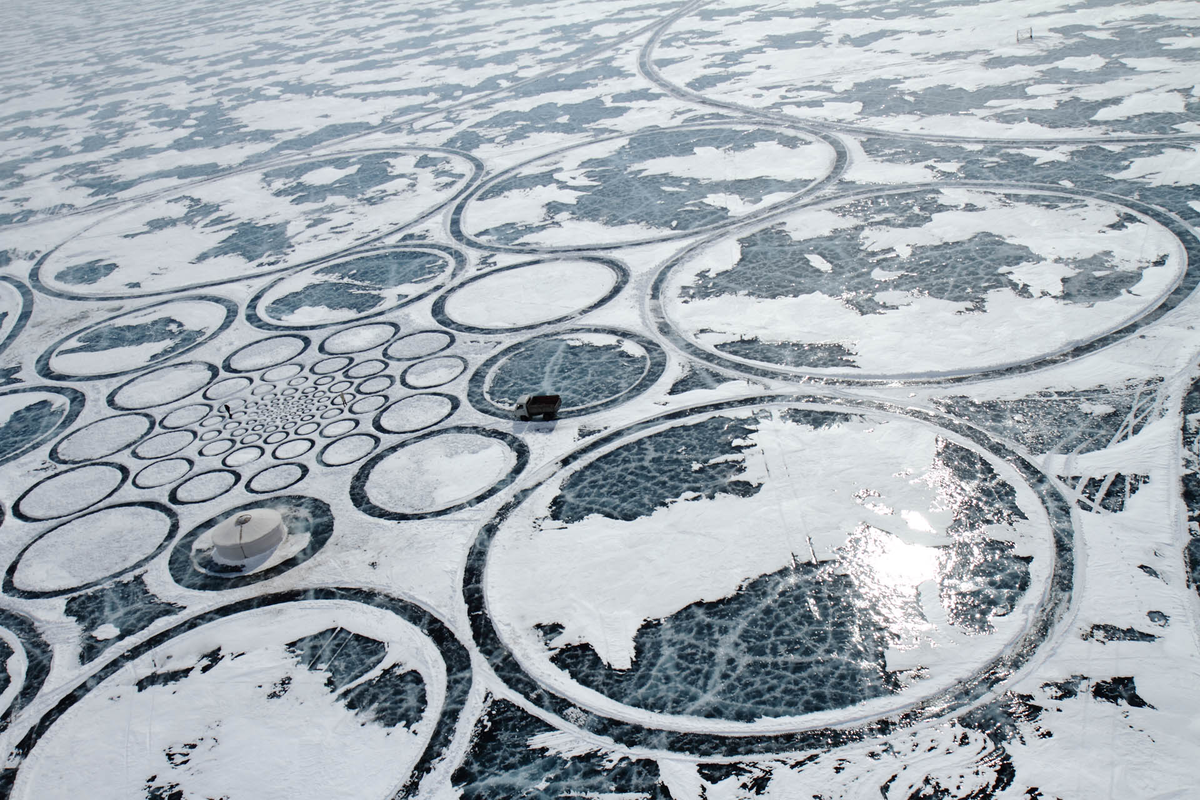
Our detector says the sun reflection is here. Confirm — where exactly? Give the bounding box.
[842,525,943,645]
[900,509,936,534]
[858,527,942,591]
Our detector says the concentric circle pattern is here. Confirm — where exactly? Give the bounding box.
[4,324,477,515]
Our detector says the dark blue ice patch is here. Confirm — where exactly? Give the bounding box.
[264,151,449,206]
[0,639,12,697]
[1176,369,1200,599]
[444,97,634,153]
[135,666,196,693]
[1068,473,1149,513]
[939,539,1033,635]
[53,259,119,286]
[0,387,83,466]
[549,414,763,524]
[194,220,291,264]
[1082,624,1157,644]
[926,439,1034,633]
[287,627,387,691]
[0,400,69,464]
[0,609,52,734]
[1187,538,1200,597]
[959,690,1046,747]
[460,125,833,250]
[486,339,646,409]
[470,329,666,420]
[1091,676,1153,708]
[933,438,1027,534]
[937,380,1162,457]
[121,197,221,239]
[547,562,897,721]
[667,363,734,395]
[264,249,449,319]
[55,316,205,360]
[64,577,184,663]
[716,337,859,369]
[534,127,817,231]
[453,698,668,799]
[678,193,1149,316]
[340,664,427,729]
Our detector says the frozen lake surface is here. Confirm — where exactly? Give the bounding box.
[1,0,1200,797]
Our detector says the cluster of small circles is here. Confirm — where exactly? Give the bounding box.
[123,326,463,500]
[179,357,396,470]
[33,324,469,513]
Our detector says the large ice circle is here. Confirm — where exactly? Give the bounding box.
[352,428,527,520]
[34,149,479,299]
[223,335,310,372]
[38,297,235,381]
[384,331,454,362]
[169,469,239,505]
[319,322,400,355]
[50,413,154,464]
[468,329,666,419]
[455,124,838,251]
[433,257,627,333]
[471,398,1073,749]
[401,356,466,390]
[649,1,1200,138]
[249,246,462,330]
[6,502,177,598]
[656,187,1189,381]
[14,463,128,522]
[373,393,458,434]
[2,591,468,800]
[107,362,218,410]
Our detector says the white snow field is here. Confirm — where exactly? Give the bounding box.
[1,0,1199,797]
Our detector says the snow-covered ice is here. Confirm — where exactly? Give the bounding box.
[1,0,1200,797]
